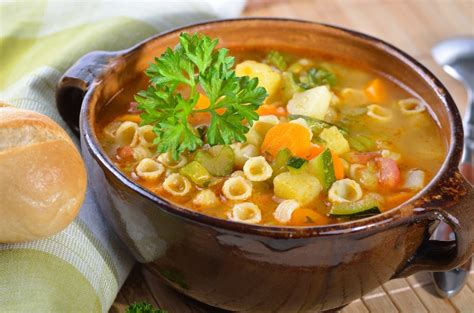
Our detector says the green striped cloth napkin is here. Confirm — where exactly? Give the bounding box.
[0,1,245,312]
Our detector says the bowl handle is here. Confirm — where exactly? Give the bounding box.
[55,51,120,136]
[394,169,474,278]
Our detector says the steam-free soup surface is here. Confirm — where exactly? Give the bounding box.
[98,45,446,226]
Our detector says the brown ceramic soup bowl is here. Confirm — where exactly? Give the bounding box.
[56,19,473,311]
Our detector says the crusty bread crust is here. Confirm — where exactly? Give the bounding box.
[0,106,87,243]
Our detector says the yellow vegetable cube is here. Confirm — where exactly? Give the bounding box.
[287,85,332,120]
[319,126,350,155]
[235,60,282,99]
[273,172,322,205]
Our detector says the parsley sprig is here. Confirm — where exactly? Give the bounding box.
[135,33,268,159]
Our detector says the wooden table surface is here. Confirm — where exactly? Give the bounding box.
[111,1,474,312]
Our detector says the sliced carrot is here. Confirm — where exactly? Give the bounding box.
[115,114,141,123]
[261,123,312,158]
[189,94,225,125]
[194,93,210,109]
[331,151,345,180]
[289,208,328,226]
[257,104,288,117]
[365,78,386,103]
[305,145,325,160]
[384,192,414,209]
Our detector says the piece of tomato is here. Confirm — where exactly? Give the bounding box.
[376,157,401,189]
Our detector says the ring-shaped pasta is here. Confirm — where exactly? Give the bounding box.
[231,143,259,168]
[328,178,363,203]
[103,121,121,140]
[138,125,156,147]
[349,164,366,180]
[193,189,220,208]
[157,152,187,169]
[115,121,139,147]
[231,170,245,178]
[163,173,192,196]
[229,202,262,224]
[273,199,300,223]
[243,156,273,182]
[135,158,165,181]
[367,104,393,121]
[398,98,426,115]
[222,176,252,200]
[132,146,152,161]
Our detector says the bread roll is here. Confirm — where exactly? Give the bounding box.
[0,106,87,243]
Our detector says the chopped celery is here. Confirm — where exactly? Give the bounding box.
[281,72,302,103]
[287,157,306,169]
[179,161,212,187]
[348,135,376,152]
[271,148,292,176]
[194,145,235,176]
[330,194,381,217]
[265,50,287,71]
[308,148,336,191]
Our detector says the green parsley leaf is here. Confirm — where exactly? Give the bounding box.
[287,156,306,169]
[126,301,167,313]
[265,50,287,71]
[135,32,268,159]
[297,67,336,89]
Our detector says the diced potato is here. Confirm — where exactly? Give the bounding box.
[273,172,322,205]
[193,189,220,208]
[319,126,350,155]
[235,60,282,99]
[287,85,332,120]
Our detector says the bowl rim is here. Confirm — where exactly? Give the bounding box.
[81,17,463,238]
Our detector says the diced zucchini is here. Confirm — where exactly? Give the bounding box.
[308,148,336,192]
[319,126,350,155]
[271,148,292,176]
[330,194,381,217]
[179,161,212,187]
[194,145,235,176]
[287,157,306,169]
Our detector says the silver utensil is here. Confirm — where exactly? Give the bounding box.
[431,37,474,298]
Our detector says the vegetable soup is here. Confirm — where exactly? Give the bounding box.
[98,33,446,226]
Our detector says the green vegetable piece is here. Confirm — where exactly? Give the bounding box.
[281,72,303,103]
[298,67,337,89]
[308,148,336,191]
[265,50,287,71]
[287,157,306,169]
[135,32,268,160]
[330,195,381,218]
[271,148,292,176]
[348,135,376,152]
[126,301,168,313]
[179,161,212,187]
[289,114,349,136]
[194,145,235,176]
